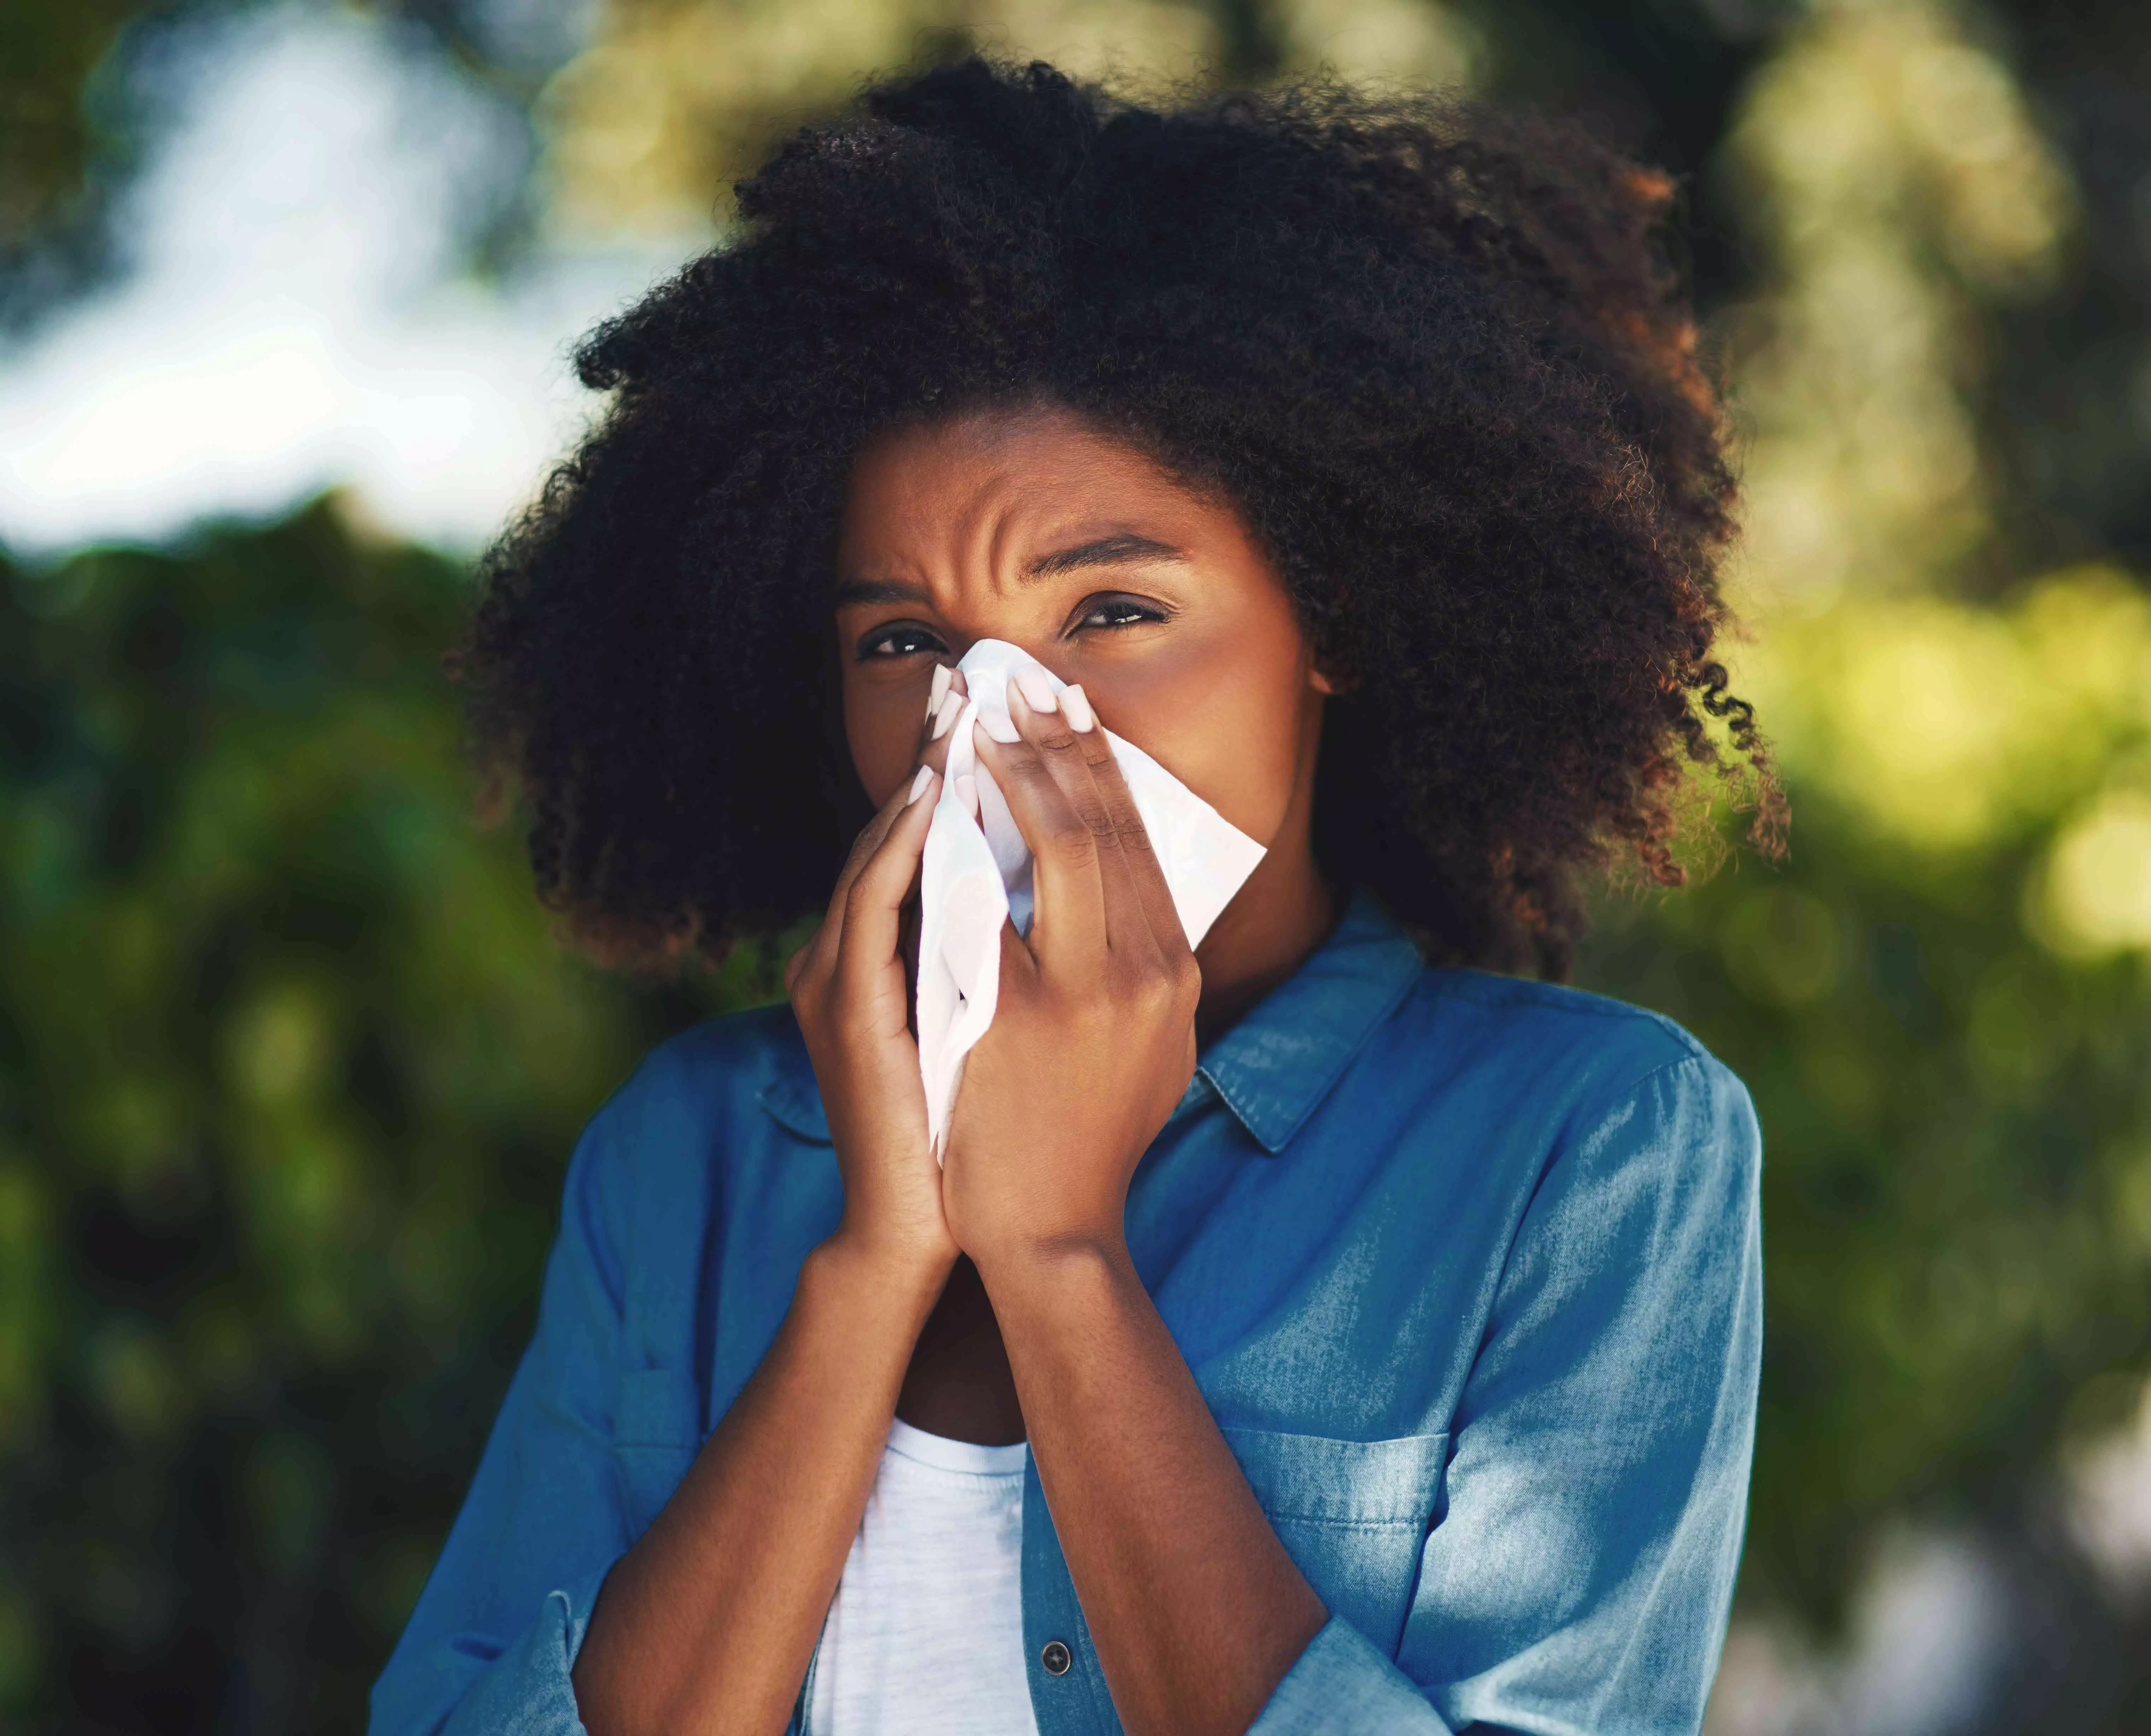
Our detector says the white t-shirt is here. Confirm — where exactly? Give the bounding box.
[807,1417,1042,1736]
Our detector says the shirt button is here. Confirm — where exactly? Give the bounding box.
[1041,1640,1073,1677]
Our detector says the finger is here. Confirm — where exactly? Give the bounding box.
[784,933,819,998]
[1057,683,1189,964]
[994,911,1038,1003]
[969,716,1108,966]
[1004,675,1148,955]
[837,765,940,1004]
[823,759,936,961]
[916,664,969,778]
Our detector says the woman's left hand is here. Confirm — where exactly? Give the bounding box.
[939,677,1202,1269]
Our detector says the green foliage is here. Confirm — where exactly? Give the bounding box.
[0,0,156,244]
[0,502,773,1732]
[1576,573,2151,1620]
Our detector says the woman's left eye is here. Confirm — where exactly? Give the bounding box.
[1074,596,1169,632]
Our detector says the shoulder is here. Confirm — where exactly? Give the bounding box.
[565,1001,816,1206]
[1417,964,1742,1103]
[1417,965,1712,1069]
[1373,974,1762,1324]
[1359,964,1758,1192]
[607,999,810,1120]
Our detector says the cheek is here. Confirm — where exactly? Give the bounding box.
[1174,685,1308,843]
[1095,634,1312,844]
[842,673,922,808]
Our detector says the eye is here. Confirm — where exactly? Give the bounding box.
[857,621,947,661]
[1072,593,1171,633]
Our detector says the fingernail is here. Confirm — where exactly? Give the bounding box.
[1062,683,1096,732]
[931,690,962,739]
[908,764,936,804]
[1013,666,1058,714]
[955,774,979,818]
[928,664,952,715]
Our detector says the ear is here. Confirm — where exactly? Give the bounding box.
[1309,660,1351,697]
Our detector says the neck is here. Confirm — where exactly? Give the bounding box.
[1191,685,1335,1047]
[1192,846,1335,1048]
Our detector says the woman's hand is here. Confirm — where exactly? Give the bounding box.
[936,678,1325,1736]
[786,666,969,1279]
[583,663,977,1736]
[940,675,1201,1270]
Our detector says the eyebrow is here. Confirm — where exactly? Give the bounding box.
[830,576,930,608]
[833,533,1187,607]
[1025,533,1185,578]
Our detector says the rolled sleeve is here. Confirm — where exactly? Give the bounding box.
[368,1097,639,1736]
[1249,1615,1457,1735]
[423,1563,613,1736]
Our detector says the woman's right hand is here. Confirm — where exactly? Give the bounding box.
[784,665,968,1280]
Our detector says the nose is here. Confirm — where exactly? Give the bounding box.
[930,614,1070,686]
[914,561,1075,684]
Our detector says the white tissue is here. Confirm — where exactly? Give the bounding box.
[915,639,1266,1156]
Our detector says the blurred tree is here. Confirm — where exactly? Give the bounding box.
[1580,569,2151,1615]
[0,0,562,328]
[532,0,1483,234]
[0,0,156,245]
[0,503,772,1731]
[1715,0,2075,601]
[0,0,164,328]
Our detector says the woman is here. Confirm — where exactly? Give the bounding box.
[372,57,1775,1736]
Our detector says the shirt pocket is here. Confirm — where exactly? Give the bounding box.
[611,1366,700,1536]
[1219,1426,1449,1657]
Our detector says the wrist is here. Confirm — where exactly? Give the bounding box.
[805,1229,955,1327]
[970,1227,1135,1307]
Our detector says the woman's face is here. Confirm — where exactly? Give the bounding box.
[833,403,1330,854]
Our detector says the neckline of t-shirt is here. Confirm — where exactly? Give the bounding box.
[885,1416,1029,1476]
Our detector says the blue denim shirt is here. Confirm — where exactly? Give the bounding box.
[370,893,1762,1736]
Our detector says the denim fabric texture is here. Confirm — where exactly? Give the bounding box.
[369,893,1763,1736]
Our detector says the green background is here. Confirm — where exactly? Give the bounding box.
[5,0,2151,1729]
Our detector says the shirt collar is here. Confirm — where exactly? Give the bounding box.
[757,891,1424,1155]
[1189,891,1424,1154]
[757,1041,831,1143]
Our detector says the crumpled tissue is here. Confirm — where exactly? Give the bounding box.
[916,638,1266,1156]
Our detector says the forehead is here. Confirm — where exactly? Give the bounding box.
[836,403,1239,564]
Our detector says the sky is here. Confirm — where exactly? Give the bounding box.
[0,5,685,558]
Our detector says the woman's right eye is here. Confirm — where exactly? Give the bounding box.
[857,623,946,660]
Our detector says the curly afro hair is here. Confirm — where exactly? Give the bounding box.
[460,55,1780,980]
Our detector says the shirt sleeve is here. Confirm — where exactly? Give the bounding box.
[367,1093,638,1736]
[1249,1051,1764,1736]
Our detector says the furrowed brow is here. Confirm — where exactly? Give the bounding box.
[1024,534,1186,579]
[832,576,931,608]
